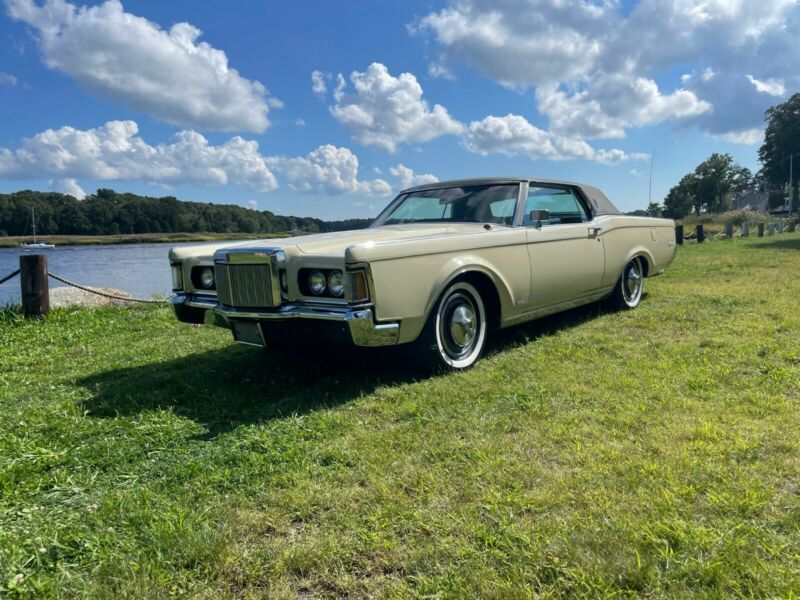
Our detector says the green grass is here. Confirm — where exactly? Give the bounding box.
[2,234,799,597]
[0,231,293,248]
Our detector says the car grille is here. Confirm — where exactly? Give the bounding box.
[215,263,277,308]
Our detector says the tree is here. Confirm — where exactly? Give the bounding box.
[758,93,800,211]
[693,153,737,213]
[663,174,698,219]
[646,201,663,218]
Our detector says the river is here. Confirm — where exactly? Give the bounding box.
[0,242,228,305]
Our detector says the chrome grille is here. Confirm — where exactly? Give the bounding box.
[215,263,277,308]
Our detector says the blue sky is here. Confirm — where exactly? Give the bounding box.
[0,0,796,220]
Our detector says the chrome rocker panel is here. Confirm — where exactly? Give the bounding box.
[171,293,400,347]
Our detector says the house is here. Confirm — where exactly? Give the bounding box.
[730,190,768,212]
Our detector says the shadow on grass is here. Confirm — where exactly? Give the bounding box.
[78,302,610,438]
[749,237,800,251]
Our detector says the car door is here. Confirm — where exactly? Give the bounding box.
[523,184,605,309]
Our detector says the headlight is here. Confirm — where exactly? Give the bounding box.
[327,270,344,297]
[171,263,184,291]
[308,270,326,295]
[200,267,215,289]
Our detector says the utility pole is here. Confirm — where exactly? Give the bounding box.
[790,154,795,212]
[648,148,655,206]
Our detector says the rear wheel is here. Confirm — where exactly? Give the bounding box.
[411,280,488,371]
[609,257,644,309]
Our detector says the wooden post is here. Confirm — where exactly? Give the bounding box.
[789,221,797,233]
[675,224,683,245]
[758,222,765,237]
[725,222,733,238]
[696,224,705,243]
[741,222,750,237]
[20,254,49,318]
[778,220,785,233]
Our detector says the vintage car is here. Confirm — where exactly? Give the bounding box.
[169,178,676,369]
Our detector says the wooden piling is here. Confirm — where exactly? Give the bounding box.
[675,224,683,245]
[741,222,750,237]
[696,224,705,243]
[757,222,765,237]
[20,254,49,318]
[725,222,733,238]
[789,222,797,233]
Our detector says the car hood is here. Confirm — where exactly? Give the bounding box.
[247,223,499,255]
[168,223,503,262]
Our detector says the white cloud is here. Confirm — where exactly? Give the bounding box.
[246,199,258,210]
[294,118,306,127]
[535,75,711,139]
[415,0,800,141]
[712,128,764,145]
[463,114,647,164]
[50,177,85,199]
[311,70,329,96]
[329,62,463,152]
[269,144,391,196]
[746,75,785,97]
[389,164,438,190]
[6,0,275,132]
[0,120,279,191]
[0,71,18,86]
[415,0,608,87]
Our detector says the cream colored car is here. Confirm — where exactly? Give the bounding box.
[169,178,676,369]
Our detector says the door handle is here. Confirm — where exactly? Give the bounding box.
[590,226,603,237]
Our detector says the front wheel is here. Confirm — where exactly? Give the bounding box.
[609,257,644,310]
[411,280,488,371]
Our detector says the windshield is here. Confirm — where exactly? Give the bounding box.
[373,184,520,226]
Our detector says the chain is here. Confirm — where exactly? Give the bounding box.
[47,272,167,304]
[0,269,20,285]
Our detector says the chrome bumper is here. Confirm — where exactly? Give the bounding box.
[170,293,399,347]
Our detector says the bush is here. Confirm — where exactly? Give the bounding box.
[680,209,771,227]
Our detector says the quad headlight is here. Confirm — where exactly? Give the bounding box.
[327,270,344,297]
[199,266,215,289]
[308,270,327,295]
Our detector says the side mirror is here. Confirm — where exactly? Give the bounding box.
[529,209,550,226]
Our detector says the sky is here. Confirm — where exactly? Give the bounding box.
[0,0,797,220]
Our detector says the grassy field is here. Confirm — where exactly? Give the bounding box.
[1,234,799,597]
[0,231,292,248]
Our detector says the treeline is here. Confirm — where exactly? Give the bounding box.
[654,92,800,219]
[0,189,372,236]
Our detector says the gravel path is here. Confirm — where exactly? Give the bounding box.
[49,286,133,308]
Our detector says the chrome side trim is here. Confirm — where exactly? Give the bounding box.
[503,289,611,326]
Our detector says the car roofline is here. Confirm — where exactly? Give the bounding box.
[398,177,621,216]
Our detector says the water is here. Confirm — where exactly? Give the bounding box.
[0,242,221,305]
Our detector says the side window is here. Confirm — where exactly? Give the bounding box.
[488,198,516,225]
[523,186,589,226]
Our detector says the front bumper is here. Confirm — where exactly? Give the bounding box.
[170,293,400,347]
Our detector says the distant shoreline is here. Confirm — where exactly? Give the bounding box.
[0,231,293,248]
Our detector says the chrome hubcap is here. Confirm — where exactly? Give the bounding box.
[623,260,642,303]
[438,292,480,359]
[450,304,476,347]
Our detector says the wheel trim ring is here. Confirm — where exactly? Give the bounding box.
[622,259,643,304]
[434,284,487,368]
[439,293,478,358]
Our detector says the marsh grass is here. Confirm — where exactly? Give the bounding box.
[1,234,799,597]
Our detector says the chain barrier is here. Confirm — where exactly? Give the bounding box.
[0,269,20,285]
[47,272,167,304]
